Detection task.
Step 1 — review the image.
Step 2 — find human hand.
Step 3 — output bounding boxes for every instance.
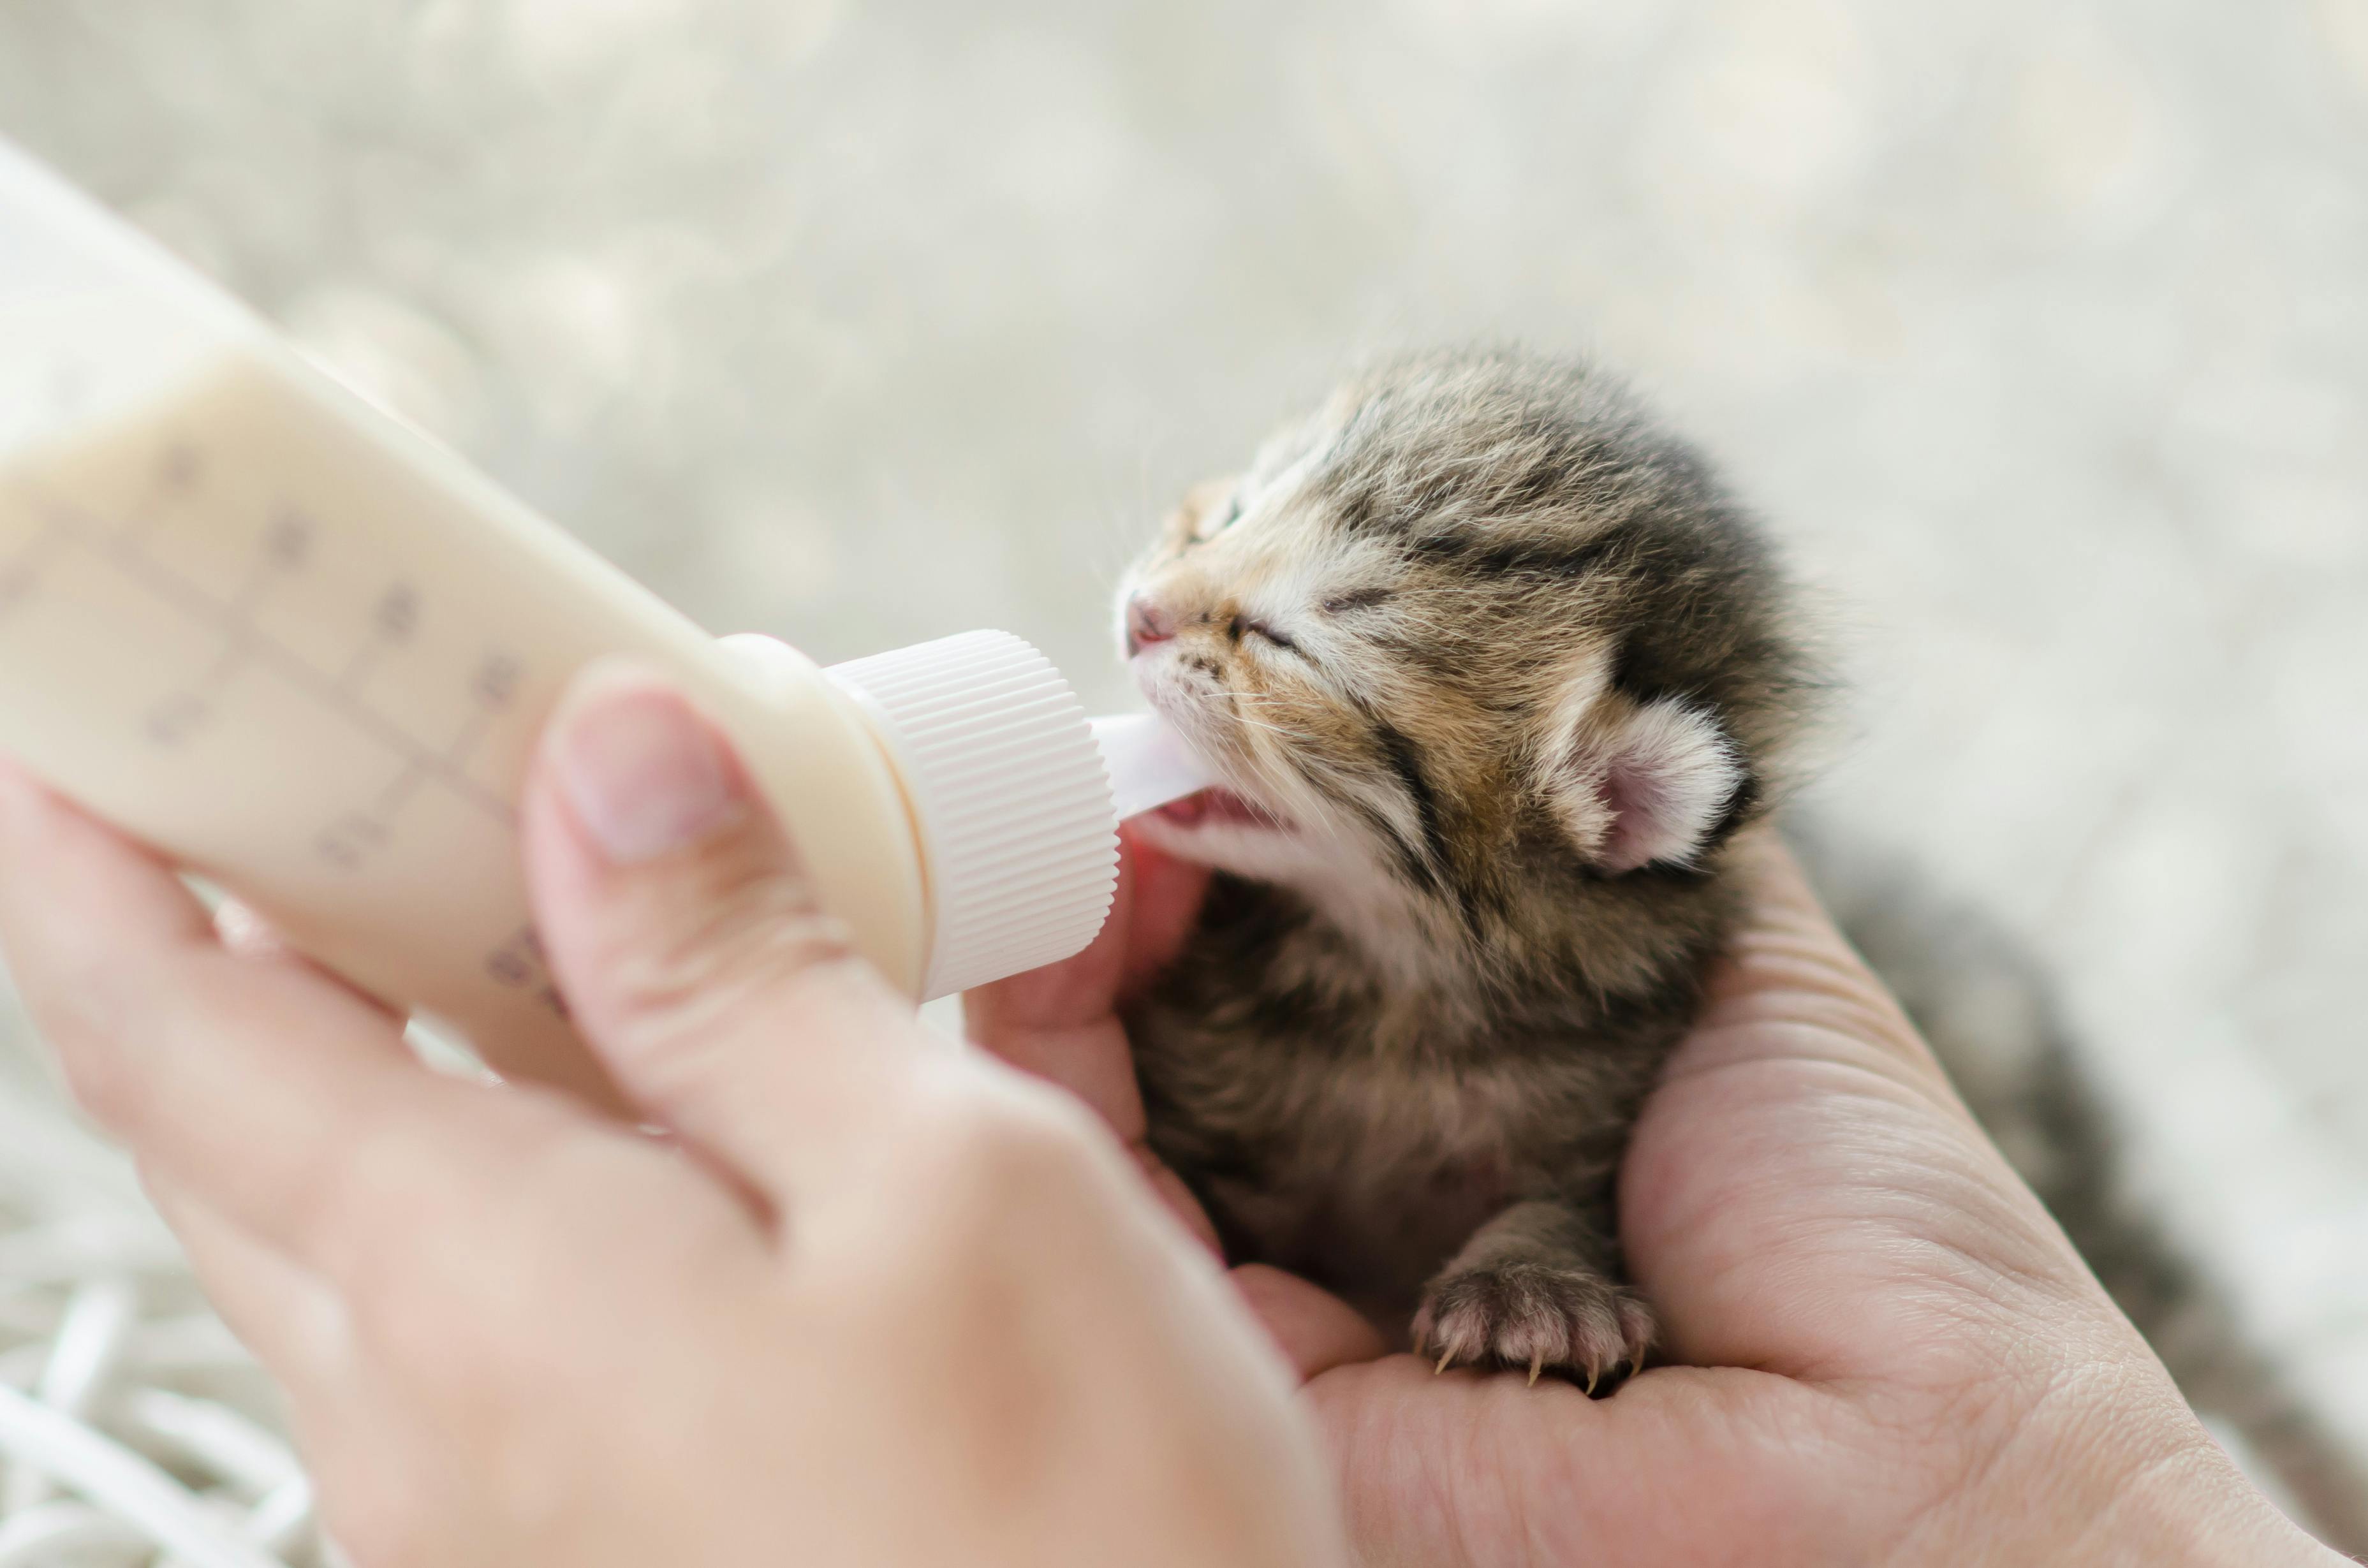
[0,665,1349,1568]
[967,832,2341,1567]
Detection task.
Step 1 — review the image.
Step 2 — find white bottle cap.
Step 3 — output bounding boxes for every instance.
[826,631,1119,999]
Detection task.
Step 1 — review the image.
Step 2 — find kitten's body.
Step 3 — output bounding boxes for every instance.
[1118,348,1815,1379]
[1136,870,1692,1330]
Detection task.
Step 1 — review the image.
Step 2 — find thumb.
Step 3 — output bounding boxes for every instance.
[519,659,927,1204]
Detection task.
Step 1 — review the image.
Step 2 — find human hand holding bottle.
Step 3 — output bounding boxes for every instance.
[0,664,1344,1567]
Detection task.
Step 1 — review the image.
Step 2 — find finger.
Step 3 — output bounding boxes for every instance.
[213,898,402,1022]
[1143,1152,1222,1255]
[212,897,297,960]
[966,831,1138,1039]
[0,759,217,952]
[519,661,930,1206]
[143,1173,351,1403]
[1113,825,1209,1000]
[966,831,1226,1250]
[0,768,631,1281]
[966,826,1205,1031]
[0,766,405,1155]
[965,828,1210,1136]
[1232,1263,1388,1380]
[964,847,1148,1138]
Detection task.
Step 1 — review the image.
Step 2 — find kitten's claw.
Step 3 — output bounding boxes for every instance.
[1414,1261,1654,1391]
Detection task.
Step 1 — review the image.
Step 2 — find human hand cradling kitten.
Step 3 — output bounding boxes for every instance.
[968,826,2339,1567]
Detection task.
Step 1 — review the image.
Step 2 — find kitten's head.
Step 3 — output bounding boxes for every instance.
[1119,348,1818,988]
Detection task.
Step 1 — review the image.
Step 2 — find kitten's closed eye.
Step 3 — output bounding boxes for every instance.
[1242,619,1300,653]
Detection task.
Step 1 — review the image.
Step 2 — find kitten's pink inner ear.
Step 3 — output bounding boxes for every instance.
[1594,700,1745,874]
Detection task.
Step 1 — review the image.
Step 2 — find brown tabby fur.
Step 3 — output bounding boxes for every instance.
[1118,348,1819,1384]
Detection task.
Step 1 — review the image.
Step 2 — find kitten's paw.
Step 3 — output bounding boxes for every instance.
[1413,1263,1655,1392]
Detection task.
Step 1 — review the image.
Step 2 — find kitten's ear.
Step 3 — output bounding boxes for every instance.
[1542,693,1748,874]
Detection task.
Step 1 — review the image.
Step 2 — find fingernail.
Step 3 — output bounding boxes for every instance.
[551,672,743,864]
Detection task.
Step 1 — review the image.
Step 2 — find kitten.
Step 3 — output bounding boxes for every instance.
[1117,346,1818,1385]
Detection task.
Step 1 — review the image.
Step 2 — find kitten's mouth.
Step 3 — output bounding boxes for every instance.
[1126,654,1291,831]
[1158,787,1289,832]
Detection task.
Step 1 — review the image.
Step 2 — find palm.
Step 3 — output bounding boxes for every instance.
[968,832,2151,1566]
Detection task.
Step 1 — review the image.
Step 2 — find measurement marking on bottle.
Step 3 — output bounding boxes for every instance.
[143,690,211,748]
[6,479,522,833]
[314,811,390,871]
[484,925,568,1018]
[440,652,521,777]
[117,440,201,548]
[374,763,428,820]
[158,442,200,494]
[143,503,324,748]
[335,582,421,696]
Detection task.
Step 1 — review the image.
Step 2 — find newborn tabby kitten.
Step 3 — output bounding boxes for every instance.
[1119,348,1817,1386]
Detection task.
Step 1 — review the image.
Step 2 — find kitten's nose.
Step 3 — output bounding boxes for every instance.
[1125,594,1176,656]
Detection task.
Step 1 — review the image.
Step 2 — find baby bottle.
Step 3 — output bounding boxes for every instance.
[0,139,1207,1103]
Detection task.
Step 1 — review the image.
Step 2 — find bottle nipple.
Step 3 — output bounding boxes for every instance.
[1089,713,1219,821]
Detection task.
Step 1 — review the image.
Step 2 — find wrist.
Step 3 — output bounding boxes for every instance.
[1946,1345,2340,1568]
[2068,1430,2341,1568]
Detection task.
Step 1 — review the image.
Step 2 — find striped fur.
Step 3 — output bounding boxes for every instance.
[1119,348,1819,1383]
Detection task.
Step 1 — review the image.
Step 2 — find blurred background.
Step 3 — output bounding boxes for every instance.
[0,0,2363,1557]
